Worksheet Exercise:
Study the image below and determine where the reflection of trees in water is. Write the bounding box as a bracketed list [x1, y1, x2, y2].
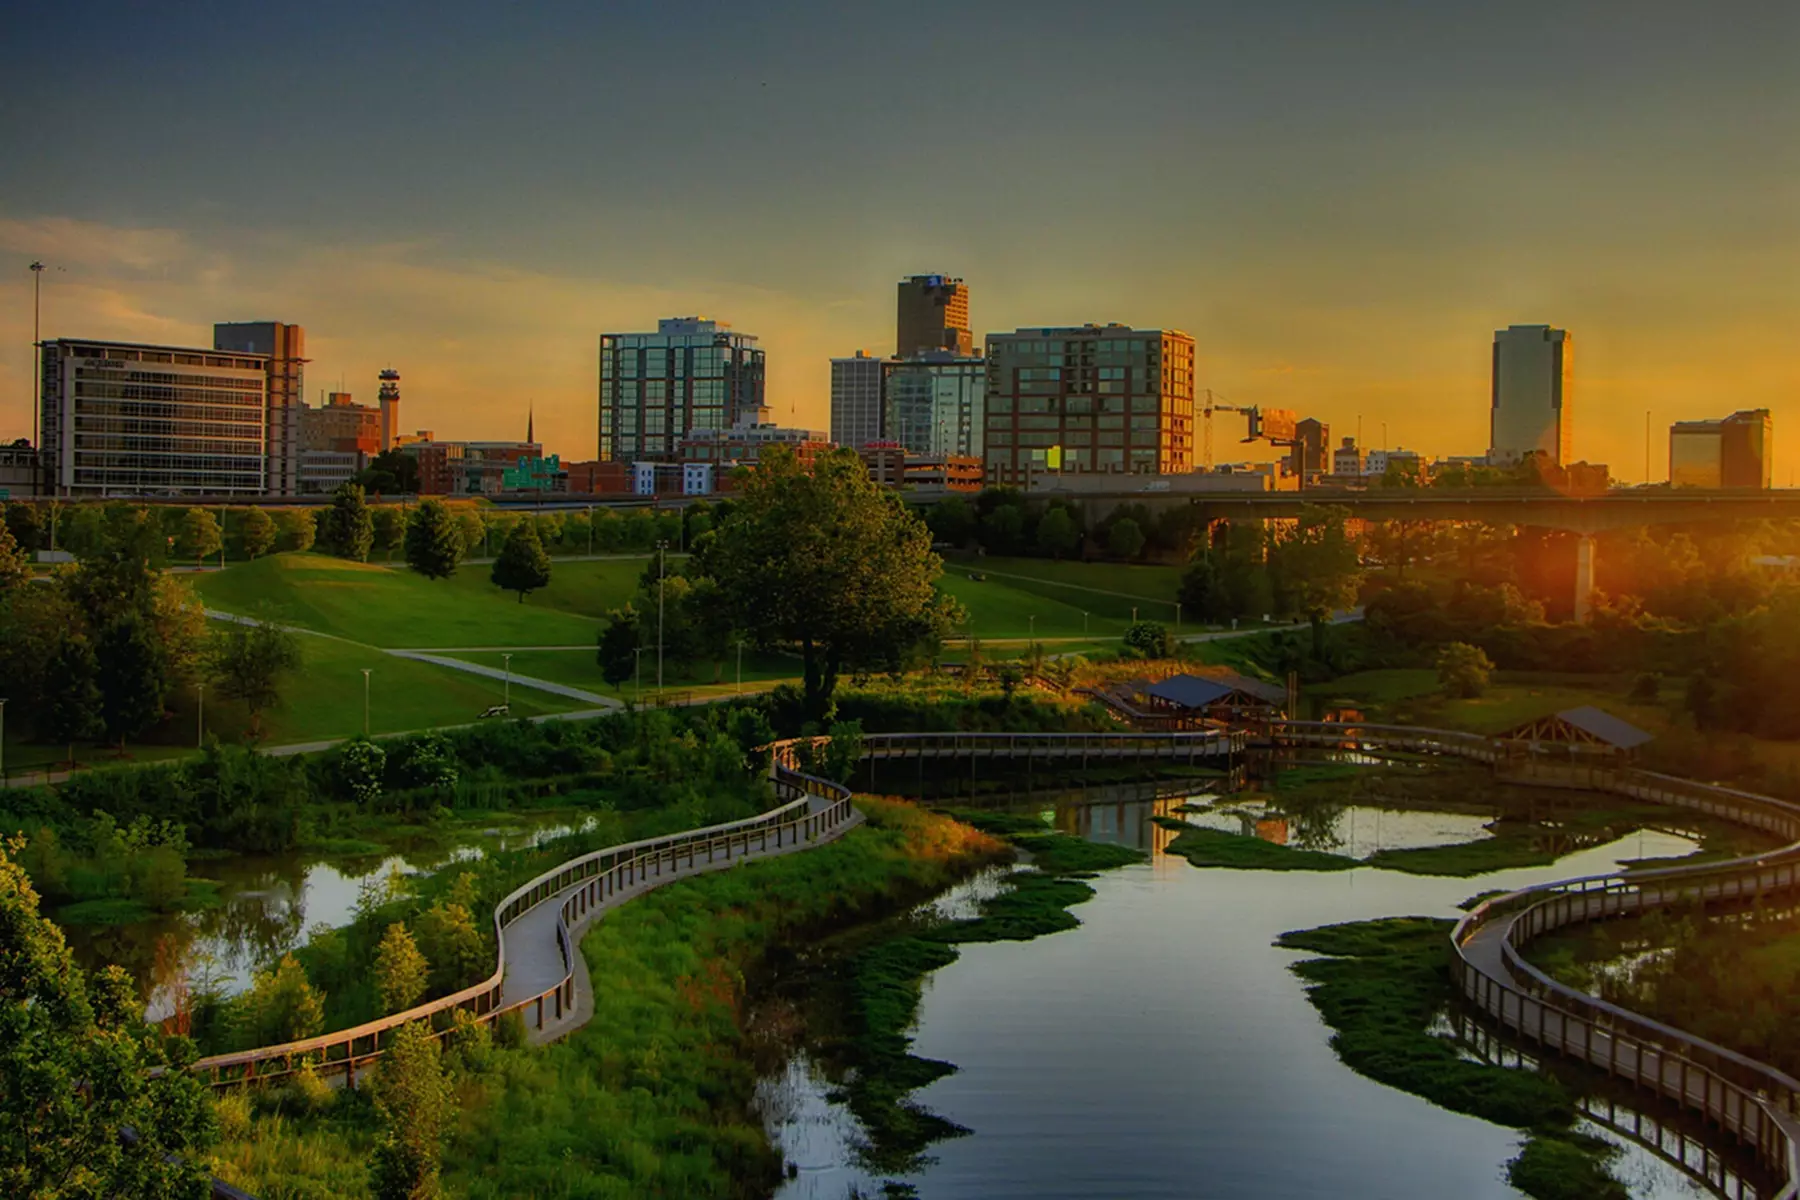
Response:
[1284, 800, 1347, 853]
[190, 858, 312, 974]
[66, 914, 194, 1007]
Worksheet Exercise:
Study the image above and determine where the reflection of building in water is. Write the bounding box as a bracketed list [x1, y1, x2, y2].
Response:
[1057, 794, 1185, 857]
[1254, 817, 1290, 846]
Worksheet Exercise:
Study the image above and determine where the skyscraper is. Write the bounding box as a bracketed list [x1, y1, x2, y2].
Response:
[830, 350, 887, 450]
[214, 321, 306, 495]
[883, 353, 986, 458]
[983, 324, 1195, 484]
[599, 317, 766, 462]
[1489, 324, 1572, 467]
[896, 275, 972, 358]
[1669, 409, 1772, 489]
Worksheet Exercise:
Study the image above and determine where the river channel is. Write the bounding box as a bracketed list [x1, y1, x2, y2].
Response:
[758, 771, 1733, 1200]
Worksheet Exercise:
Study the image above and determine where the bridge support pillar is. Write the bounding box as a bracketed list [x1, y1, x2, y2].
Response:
[1574, 534, 1596, 625]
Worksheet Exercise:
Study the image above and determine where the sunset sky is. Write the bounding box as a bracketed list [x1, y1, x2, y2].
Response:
[3, 0, 1795, 480]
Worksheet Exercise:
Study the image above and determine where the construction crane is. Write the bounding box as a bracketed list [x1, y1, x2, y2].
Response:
[1200, 389, 1301, 470]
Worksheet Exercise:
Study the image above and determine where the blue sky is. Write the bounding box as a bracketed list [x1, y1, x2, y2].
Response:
[3, 0, 1796, 475]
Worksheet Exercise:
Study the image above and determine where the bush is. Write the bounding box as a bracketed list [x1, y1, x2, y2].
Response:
[1122, 621, 1173, 660]
[1435, 642, 1493, 699]
[338, 738, 386, 806]
[1629, 671, 1661, 702]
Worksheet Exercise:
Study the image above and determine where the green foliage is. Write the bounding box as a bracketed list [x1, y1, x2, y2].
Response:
[926, 495, 977, 547]
[1628, 671, 1661, 702]
[234, 954, 327, 1046]
[370, 1020, 454, 1200]
[1165, 825, 1359, 871]
[1271, 504, 1363, 657]
[490, 516, 552, 601]
[1106, 515, 1145, 560]
[339, 738, 386, 806]
[703, 445, 954, 721]
[319, 484, 376, 562]
[0, 836, 217, 1198]
[238, 507, 277, 559]
[4, 500, 42, 553]
[207, 614, 303, 737]
[1034, 506, 1080, 559]
[414, 900, 485, 995]
[371, 505, 406, 561]
[0, 516, 31, 591]
[96, 613, 168, 746]
[1121, 620, 1172, 660]
[277, 508, 317, 553]
[1435, 641, 1493, 699]
[358, 450, 421, 496]
[391, 732, 459, 796]
[42, 633, 104, 756]
[374, 922, 429, 1014]
[179, 507, 223, 566]
[1505, 1137, 1628, 1200]
[404, 500, 462, 581]
[596, 604, 641, 692]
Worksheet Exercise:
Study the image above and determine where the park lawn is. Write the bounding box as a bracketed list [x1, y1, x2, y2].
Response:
[193, 553, 601, 648]
[433, 555, 679, 623]
[443, 647, 802, 696]
[0, 634, 582, 776]
[937, 573, 1140, 640]
[943, 554, 1182, 622]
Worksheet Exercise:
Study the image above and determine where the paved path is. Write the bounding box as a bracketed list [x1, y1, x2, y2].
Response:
[386, 650, 618, 707]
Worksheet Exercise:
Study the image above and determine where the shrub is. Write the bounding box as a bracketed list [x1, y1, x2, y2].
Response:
[1435, 641, 1493, 698]
[375, 922, 430, 1014]
[339, 738, 386, 806]
[1629, 671, 1661, 702]
[1122, 621, 1173, 660]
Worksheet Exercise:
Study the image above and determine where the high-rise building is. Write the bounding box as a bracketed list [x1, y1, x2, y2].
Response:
[599, 317, 766, 462]
[897, 275, 972, 359]
[213, 322, 305, 496]
[1489, 324, 1572, 467]
[1288, 417, 1330, 479]
[378, 369, 401, 451]
[883, 353, 985, 458]
[982, 324, 1194, 484]
[38, 338, 268, 496]
[1669, 409, 1772, 489]
[298, 391, 384, 494]
[830, 350, 887, 450]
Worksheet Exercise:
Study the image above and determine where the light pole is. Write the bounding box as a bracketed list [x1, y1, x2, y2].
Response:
[30, 262, 44, 496]
[196, 683, 204, 748]
[1131, 606, 1138, 624]
[655, 539, 667, 694]
[587, 506, 594, 556]
[1028, 614, 1035, 645]
[502, 652, 512, 709]
[735, 637, 746, 694]
[1175, 602, 1182, 631]
[633, 645, 646, 702]
[1083, 611, 1089, 635]
[361, 669, 372, 737]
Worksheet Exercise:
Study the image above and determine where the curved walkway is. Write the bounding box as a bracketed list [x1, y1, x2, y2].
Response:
[386, 650, 618, 708]
[1263, 720, 1800, 1197]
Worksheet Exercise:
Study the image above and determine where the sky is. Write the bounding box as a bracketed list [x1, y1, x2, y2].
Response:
[2, 0, 1795, 480]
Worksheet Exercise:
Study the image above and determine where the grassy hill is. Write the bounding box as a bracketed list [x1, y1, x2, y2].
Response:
[941, 554, 1182, 625]
[193, 554, 657, 648]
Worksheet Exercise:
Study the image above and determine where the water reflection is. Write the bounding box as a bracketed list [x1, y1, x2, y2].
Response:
[762, 773, 1732, 1200]
[61, 814, 599, 1019]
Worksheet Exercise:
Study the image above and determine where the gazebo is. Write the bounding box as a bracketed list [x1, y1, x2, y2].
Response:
[1498, 706, 1654, 759]
[1136, 670, 1287, 724]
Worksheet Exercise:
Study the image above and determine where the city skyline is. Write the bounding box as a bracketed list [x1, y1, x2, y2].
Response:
[2, 1, 1796, 479]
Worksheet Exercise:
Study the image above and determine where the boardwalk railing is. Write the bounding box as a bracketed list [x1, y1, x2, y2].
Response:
[191, 744, 857, 1090]
[1254, 719, 1800, 1191]
[855, 728, 1244, 762]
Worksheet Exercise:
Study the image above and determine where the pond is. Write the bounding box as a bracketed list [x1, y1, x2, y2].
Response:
[60, 813, 600, 1021]
[759, 770, 1745, 1200]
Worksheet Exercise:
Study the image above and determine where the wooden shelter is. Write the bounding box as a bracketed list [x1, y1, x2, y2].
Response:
[1499, 706, 1654, 758]
[1135, 670, 1287, 724]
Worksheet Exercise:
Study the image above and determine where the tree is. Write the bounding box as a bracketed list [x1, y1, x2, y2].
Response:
[369, 1020, 454, 1200]
[926, 495, 977, 548]
[490, 517, 552, 602]
[0, 518, 28, 591]
[178, 507, 222, 567]
[208, 616, 304, 738]
[372, 505, 406, 562]
[277, 508, 317, 553]
[234, 954, 325, 1046]
[1178, 553, 1229, 624]
[415, 901, 486, 994]
[375, 922, 430, 1014]
[4, 500, 42, 552]
[0, 837, 217, 1198]
[1035, 506, 1081, 559]
[1107, 516, 1146, 560]
[239, 507, 277, 559]
[356, 449, 420, 496]
[320, 483, 375, 561]
[405, 500, 462, 580]
[43, 634, 104, 765]
[703, 446, 954, 722]
[1123, 620, 1173, 660]
[1271, 505, 1364, 659]
[96, 614, 167, 751]
[454, 509, 487, 560]
[980, 503, 1027, 555]
[597, 605, 642, 693]
[1436, 641, 1494, 699]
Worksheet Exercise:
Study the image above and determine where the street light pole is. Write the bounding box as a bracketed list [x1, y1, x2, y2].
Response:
[197, 683, 204, 748]
[502, 652, 512, 709]
[656, 539, 666, 693]
[735, 637, 745, 694]
[30, 262, 44, 496]
[361, 669, 372, 737]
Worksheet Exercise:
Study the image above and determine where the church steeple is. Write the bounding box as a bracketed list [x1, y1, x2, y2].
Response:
[527, 403, 534, 446]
